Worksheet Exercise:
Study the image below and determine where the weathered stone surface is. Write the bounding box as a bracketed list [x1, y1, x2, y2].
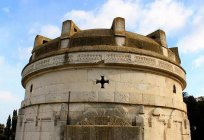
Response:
[64, 125, 142, 140]
[22, 52, 186, 86]
[15, 17, 191, 140]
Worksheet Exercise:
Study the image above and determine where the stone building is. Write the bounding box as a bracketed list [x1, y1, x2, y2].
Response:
[15, 17, 191, 140]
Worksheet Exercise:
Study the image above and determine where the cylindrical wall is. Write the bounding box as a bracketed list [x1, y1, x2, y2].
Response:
[15, 67, 188, 140]
[23, 68, 185, 109]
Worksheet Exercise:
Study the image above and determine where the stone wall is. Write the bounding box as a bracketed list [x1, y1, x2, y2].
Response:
[15, 103, 190, 140]
[22, 68, 185, 111]
[64, 125, 142, 140]
[15, 67, 190, 140]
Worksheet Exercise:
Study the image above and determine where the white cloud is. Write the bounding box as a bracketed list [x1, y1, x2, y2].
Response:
[178, 8, 204, 53]
[137, 0, 192, 34]
[0, 90, 21, 124]
[0, 56, 5, 65]
[63, 0, 141, 30]
[28, 23, 61, 39]
[0, 27, 10, 45]
[192, 55, 204, 68]
[0, 55, 23, 123]
[0, 55, 22, 86]
[40, 25, 61, 39]
[178, 27, 204, 53]
[63, 0, 192, 34]
[17, 46, 33, 61]
[0, 91, 16, 101]
[2, 7, 10, 14]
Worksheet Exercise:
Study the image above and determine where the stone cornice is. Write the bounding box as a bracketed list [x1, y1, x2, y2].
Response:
[22, 51, 186, 88]
[30, 45, 183, 67]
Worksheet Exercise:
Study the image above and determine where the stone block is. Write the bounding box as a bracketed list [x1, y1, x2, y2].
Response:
[60, 39, 69, 48]
[46, 84, 64, 94]
[16, 123, 23, 132]
[120, 71, 146, 84]
[69, 103, 85, 112]
[115, 82, 136, 93]
[31, 95, 45, 104]
[64, 125, 142, 140]
[69, 111, 84, 124]
[15, 132, 23, 140]
[24, 122, 33, 132]
[142, 94, 155, 105]
[146, 29, 167, 47]
[24, 99, 31, 106]
[114, 92, 129, 103]
[34, 35, 51, 47]
[172, 99, 181, 110]
[183, 103, 187, 112]
[41, 121, 54, 132]
[98, 91, 114, 102]
[40, 132, 51, 140]
[39, 104, 51, 113]
[115, 36, 125, 46]
[61, 69, 88, 83]
[111, 17, 126, 36]
[39, 112, 53, 120]
[70, 91, 98, 102]
[162, 47, 168, 57]
[60, 93, 69, 102]
[155, 96, 166, 107]
[62, 81, 93, 92]
[165, 97, 173, 107]
[31, 132, 40, 140]
[69, 92, 83, 102]
[129, 92, 142, 104]
[61, 20, 80, 37]
[45, 94, 61, 103]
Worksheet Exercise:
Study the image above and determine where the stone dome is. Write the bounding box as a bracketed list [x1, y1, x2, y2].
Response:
[30, 18, 180, 65]
[69, 29, 162, 54]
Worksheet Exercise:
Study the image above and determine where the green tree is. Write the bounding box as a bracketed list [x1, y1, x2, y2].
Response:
[183, 93, 204, 140]
[0, 124, 4, 134]
[0, 124, 6, 140]
[11, 110, 18, 140]
[4, 115, 11, 140]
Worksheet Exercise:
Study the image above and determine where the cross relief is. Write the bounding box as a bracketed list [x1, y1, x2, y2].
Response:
[96, 76, 109, 88]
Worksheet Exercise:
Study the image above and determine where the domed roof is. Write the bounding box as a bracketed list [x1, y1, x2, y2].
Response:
[30, 17, 180, 65]
[69, 29, 162, 54]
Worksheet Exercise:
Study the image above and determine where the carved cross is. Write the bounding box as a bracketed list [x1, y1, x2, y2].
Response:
[96, 76, 109, 88]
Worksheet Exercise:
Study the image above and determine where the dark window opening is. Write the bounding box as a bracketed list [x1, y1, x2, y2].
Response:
[42, 40, 48, 44]
[173, 85, 176, 93]
[30, 84, 33, 93]
[151, 35, 157, 39]
[74, 28, 77, 32]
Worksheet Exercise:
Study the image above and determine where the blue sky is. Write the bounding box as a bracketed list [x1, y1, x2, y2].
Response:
[0, 0, 204, 123]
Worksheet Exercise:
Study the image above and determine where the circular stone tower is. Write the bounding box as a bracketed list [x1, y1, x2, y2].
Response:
[15, 17, 191, 140]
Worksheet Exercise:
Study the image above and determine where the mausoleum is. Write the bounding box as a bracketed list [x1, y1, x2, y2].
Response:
[15, 17, 191, 140]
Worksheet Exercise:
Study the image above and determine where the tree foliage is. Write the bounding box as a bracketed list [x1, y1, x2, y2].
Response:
[4, 115, 11, 140]
[11, 110, 18, 140]
[183, 93, 204, 140]
[1, 109, 18, 140]
[0, 123, 6, 140]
